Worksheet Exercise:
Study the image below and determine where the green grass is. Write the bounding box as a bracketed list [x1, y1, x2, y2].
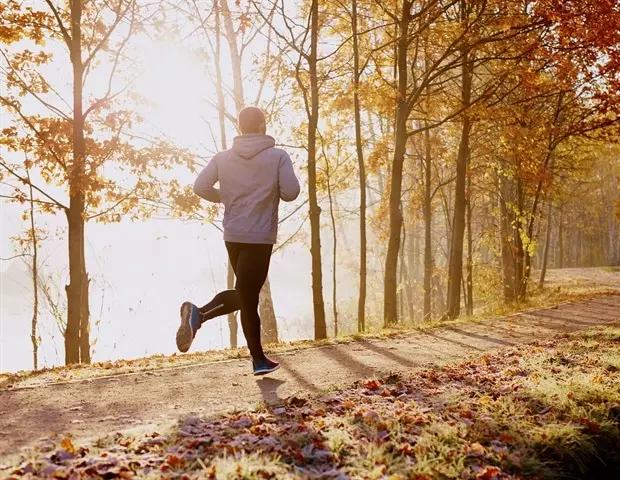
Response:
[3, 325, 619, 479]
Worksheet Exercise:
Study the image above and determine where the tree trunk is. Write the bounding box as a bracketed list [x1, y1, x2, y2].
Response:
[432, 271, 446, 314]
[352, 0, 366, 333]
[398, 249, 405, 322]
[27, 173, 39, 370]
[259, 277, 278, 344]
[465, 171, 473, 316]
[79, 275, 90, 363]
[423, 126, 432, 322]
[384, 1, 410, 326]
[408, 219, 418, 287]
[499, 174, 516, 303]
[538, 200, 553, 288]
[445, 21, 473, 319]
[326, 167, 338, 336]
[400, 224, 414, 322]
[512, 180, 527, 300]
[558, 205, 564, 268]
[410, 219, 419, 282]
[220, 0, 244, 113]
[227, 262, 237, 348]
[65, 0, 90, 365]
[308, 0, 327, 339]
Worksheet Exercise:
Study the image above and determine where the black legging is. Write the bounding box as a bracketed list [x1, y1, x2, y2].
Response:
[198, 242, 273, 360]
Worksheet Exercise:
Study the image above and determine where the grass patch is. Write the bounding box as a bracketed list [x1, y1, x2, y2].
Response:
[2, 286, 616, 391]
[600, 266, 620, 273]
[3, 325, 619, 479]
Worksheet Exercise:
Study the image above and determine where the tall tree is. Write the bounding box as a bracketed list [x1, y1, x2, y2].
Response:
[1, 0, 191, 364]
[213, 0, 239, 347]
[307, 0, 327, 338]
[351, 0, 367, 333]
[383, 0, 411, 326]
[255, 0, 328, 338]
[445, 0, 474, 319]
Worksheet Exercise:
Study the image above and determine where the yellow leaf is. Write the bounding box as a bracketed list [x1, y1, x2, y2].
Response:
[60, 437, 75, 454]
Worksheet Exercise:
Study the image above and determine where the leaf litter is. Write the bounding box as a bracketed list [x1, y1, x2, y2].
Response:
[2, 326, 620, 479]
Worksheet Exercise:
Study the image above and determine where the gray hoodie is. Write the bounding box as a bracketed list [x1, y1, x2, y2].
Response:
[193, 134, 301, 245]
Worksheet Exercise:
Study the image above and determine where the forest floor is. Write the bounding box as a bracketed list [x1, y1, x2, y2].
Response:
[0, 269, 619, 478]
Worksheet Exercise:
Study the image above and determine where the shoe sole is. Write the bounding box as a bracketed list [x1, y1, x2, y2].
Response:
[176, 302, 193, 353]
[253, 363, 280, 376]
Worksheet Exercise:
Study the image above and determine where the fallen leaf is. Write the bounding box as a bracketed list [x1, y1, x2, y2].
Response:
[364, 380, 381, 390]
[60, 437, 75, 455]
[53, 467, 70, 479]
[231, 416, 253, 429]
[476, 465, 502, 479]
[364, 410, 381, 424]
[469, 442, 486, 457]
[166, 454, 185, 469]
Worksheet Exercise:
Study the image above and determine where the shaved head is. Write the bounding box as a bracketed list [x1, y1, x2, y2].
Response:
[238, 106, 266, 135]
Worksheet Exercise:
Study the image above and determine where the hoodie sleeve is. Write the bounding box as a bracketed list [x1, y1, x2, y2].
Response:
[193, 155, 221, 203]
[278, 152, 301, 202]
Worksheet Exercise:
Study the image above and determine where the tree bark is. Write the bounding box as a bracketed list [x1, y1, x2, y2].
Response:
[308, 0, 327, 339]
[499, 174, 516, 302]
[514, 179, 527, 299]
[558, 205, 564, 268]
[227, 262, 237, 347]
[538, 200, 553, 288]
[65, 0, 90, 365]
[465, 171, 473, 316]
[220, 0, 244, 113]
[326, 163, 338, 336]
[423, 126, 432, 322]
[259, 277, 278, 344]
[27, 172, 39, 370]
[445, 13, 473, 319]
[400, 224, 414, 322]
[352, 0, 367, 333]
[384, 0, 411, 326]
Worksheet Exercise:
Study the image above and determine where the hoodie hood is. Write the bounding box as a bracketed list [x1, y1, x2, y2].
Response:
[231, 134, 276, 160]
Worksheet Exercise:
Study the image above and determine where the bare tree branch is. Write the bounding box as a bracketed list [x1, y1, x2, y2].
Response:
[84, 0, 135, 69]
[0, 163, 68, 210]
[0, 50, 71, 120]
[44, 0, 72, 49]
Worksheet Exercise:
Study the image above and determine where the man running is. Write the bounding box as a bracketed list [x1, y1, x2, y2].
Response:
[175, 106, 300, 376]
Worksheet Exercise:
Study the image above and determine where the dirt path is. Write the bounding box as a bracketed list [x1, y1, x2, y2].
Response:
[1, 293, 619, 458]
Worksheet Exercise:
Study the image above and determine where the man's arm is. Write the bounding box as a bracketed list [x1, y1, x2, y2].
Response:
[193, 155, 221, 203]
[278, 152, 301, 202]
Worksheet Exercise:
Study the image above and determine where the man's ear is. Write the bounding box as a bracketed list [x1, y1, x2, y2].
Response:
[260, 122, 266, 134]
